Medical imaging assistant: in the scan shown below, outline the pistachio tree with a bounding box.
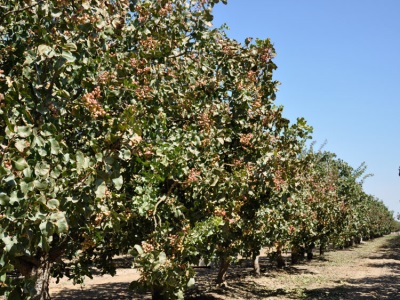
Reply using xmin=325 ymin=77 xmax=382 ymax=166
xmin=0 ymin=0 xmax=149 ymax=298
xmin=0 ymin=0 xmax=311 ymax=298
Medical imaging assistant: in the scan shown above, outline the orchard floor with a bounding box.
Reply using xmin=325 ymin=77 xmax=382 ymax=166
xmin=50 ymin=234 xmax=400 ymax=300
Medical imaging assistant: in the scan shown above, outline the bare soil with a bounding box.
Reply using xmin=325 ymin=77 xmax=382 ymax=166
xmin=49 ymin=234 xmax=400 ymax=299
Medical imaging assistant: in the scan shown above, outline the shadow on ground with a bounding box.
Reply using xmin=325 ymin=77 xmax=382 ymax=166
xmin=50 ymin=235 xmax=400 ymax=299
xmin=51 ymin=282 xmax=152 ymax=300
xmin=189 ymin=235 xmax=400 ymax=300
xmin=305 ymin=274 xmax=400 ymax=300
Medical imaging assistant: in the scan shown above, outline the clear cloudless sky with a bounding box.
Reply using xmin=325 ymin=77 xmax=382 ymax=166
xmin=213 ymin=0 xmax=400 ymax=215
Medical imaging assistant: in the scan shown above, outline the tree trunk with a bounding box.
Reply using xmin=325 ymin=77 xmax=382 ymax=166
xmin=252 ymin=251 xmax=261 ymax=276
xmin=31 ymin=259 xmax=52 ymax=300
xmin=306 ymin=243 xmax=314 ymax=260
xmin=216 ymin=256 xmax=231 ymax=286
xmin=152 ymin=285 xmax=166 ymax=300
xmin=276 ymin=246 xmax=285 ymax=268
xmin=291 ymin=245 xmax=305 ymax=265
xmin=14 ymin=255 xmax=52 ymax=300
xmin=319 ymin=243 xmax=325 ymax=256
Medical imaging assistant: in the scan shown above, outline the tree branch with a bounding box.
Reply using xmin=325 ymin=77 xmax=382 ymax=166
xmin=0 ymin=1 xmax=44 ymax=24
xmin=152 ymin=180 xmax=179 ymax=228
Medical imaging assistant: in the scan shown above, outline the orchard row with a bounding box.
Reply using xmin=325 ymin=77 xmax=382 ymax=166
xmin=0 ymin=1 xmax=395 ymax=299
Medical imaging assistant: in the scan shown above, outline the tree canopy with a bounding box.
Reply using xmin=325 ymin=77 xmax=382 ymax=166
xmin=0 ymin=1 xmax=396 ymax=299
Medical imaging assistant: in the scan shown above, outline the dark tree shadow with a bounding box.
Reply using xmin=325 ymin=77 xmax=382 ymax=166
xmin=304 ymin=235 xmax=400 ymax=300
xmin=51 ymin=282 xmax=151 ymax=300
xmin=367 ymin=234 xmax=400 ymax=273
xmin=370 ymin=234 xmax=400 ymax=261
xmin=51 ymin=235 xmax=400 ymax=299
xmin=305 ymin=275 xmax=400 ymax=299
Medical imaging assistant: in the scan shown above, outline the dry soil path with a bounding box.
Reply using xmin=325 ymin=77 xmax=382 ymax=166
xmin=48 ymin=233 xmax=400 ymax=299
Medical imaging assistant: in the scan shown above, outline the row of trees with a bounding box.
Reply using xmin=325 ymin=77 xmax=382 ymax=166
xmin=0 ymin=0 xmax=396 ymax=299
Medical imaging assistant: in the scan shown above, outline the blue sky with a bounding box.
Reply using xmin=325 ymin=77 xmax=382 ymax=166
xmin=213 ymin=0 xmax=400 ymax=215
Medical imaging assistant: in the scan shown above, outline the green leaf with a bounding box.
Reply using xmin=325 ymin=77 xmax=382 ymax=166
xmin=82 ymin=1 xmax=90 ymax=9
xmin=0 ymin=166 xmax=9 ymax=177
xmin=49 ymin=138 xmax=61 ymax=155
xmin=63 ymin=43 xmax=77 ymax=52
xmin=134 ymin=244 xmax=144 ymax=255
xmin=47 ymin=199 xmax=60 ymax=209
xmin=40 ymin=221 xmax=55 ymax=237
xmin=38 ymin=44 xmax=52 ymax=56
xmin=0 ymin=193 xmax=10 ymax=205
xmin=158 ymin=251 xmax=167 ymax=264
xmin=175 ymin=290 xmax=184 ymax=300
xmin=13 ymin=158 xmax=28 ymax=171
xmin=15 ymin=139 xmax=29 ymax=152
xmin=51 ymin=212 xmax=69 ymax=233
xmin=34 ymin=180 xmax=48 ymax=190
xmin=16 ymin=126 xmax=32 ymax=138
xmin=187 ymin=277 xmax=195 ymax=287
xmin=95 ymin=179 xmax=107 ymax=198
xmin=23 ymin=167 xmax=32 ymax=178
xmin=20 ymin=181 xmax=33 ymax=194
xmin=35 ymin=162 xmax=50 ymax=177
xmin=112 ymin=176 xmax=123 ymax=190
xmin=119 ymin=149 xmax=131 ymax=160
xmin=61 ymin=50 xmax=76 ymax=63
xmin=76 ymin=151 xmax=85 ymax=173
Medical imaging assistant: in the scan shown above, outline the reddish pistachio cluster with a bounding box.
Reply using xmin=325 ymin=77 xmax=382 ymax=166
xmin=252 ymin=99 xmax=262 ymax=109
xmin=201 ymin=137 xmax=210 ymax=147
xmin=74 ymin=12 xmax=99 ymax=25
xmin=182 ymin=224 xmax=190 ymax=234
xmin=169 ymin=234 xmax=184 ymax=253
xmin=47 ymin=102 xmax=59 ymax=117
xmin=128 ymin=134 xmax=143 ymax=147
xmin=240 ymin=133 xmax=253 ymax=146
xmin=135 ymin=4 xmax=150 ymax=23
xmin=214 ymin=207 xmax=226 ymax=217
xmin=273 ymin=169 xmax=285 ymax=191
xmin=236 ymin=81 xmax=245 ymax=91
xmin=233 ymin=159 xmax=243 ymax=167
xmin=63 ymin=30 xmax=72 ymax=38
xmin=97 ymin=71 xmax=117 ymax=85
xmin=187 ymin=169 xmax=201 ymax=185
xmin=81 ymin=234 xmax=96 ymax=252
xmin=140 ymin=144 xmax=154 ymax=158
xmin=159 ymin=2 xmax=173 ymax=16
xmin=141 ymin=241 xmax=155 ymax=253
xmin=260 ymin=47 xmax=273 ymax=63
xmin=168 ymin=234 xmax=178 ymax=246
xmin=82 ymin=86 xmax=106 ymax=118
xmin=247 ymin=70 xmax=258 ymax=82
xmin=288 ymin=225 xmax=296 ymax=235
xmin=198 ymin=111 xmax=214 ymax=133
xmin=94 ymin=211 xmax=110 ymax=226
xmin=4 ymin=160 xmax=12 ymax=170
xmin=140 ymin=36 xmax=158 ymax=50
xmin=134 ymin=85 xmax=153 ymax=100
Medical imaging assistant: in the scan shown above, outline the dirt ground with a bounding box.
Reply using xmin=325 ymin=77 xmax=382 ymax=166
xmin=49 ymin=233 xmax=400 ymax=299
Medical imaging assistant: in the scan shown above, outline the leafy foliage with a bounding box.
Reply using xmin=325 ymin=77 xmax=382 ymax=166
xmin=0 ymin=0 xmax=396 ymax=299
